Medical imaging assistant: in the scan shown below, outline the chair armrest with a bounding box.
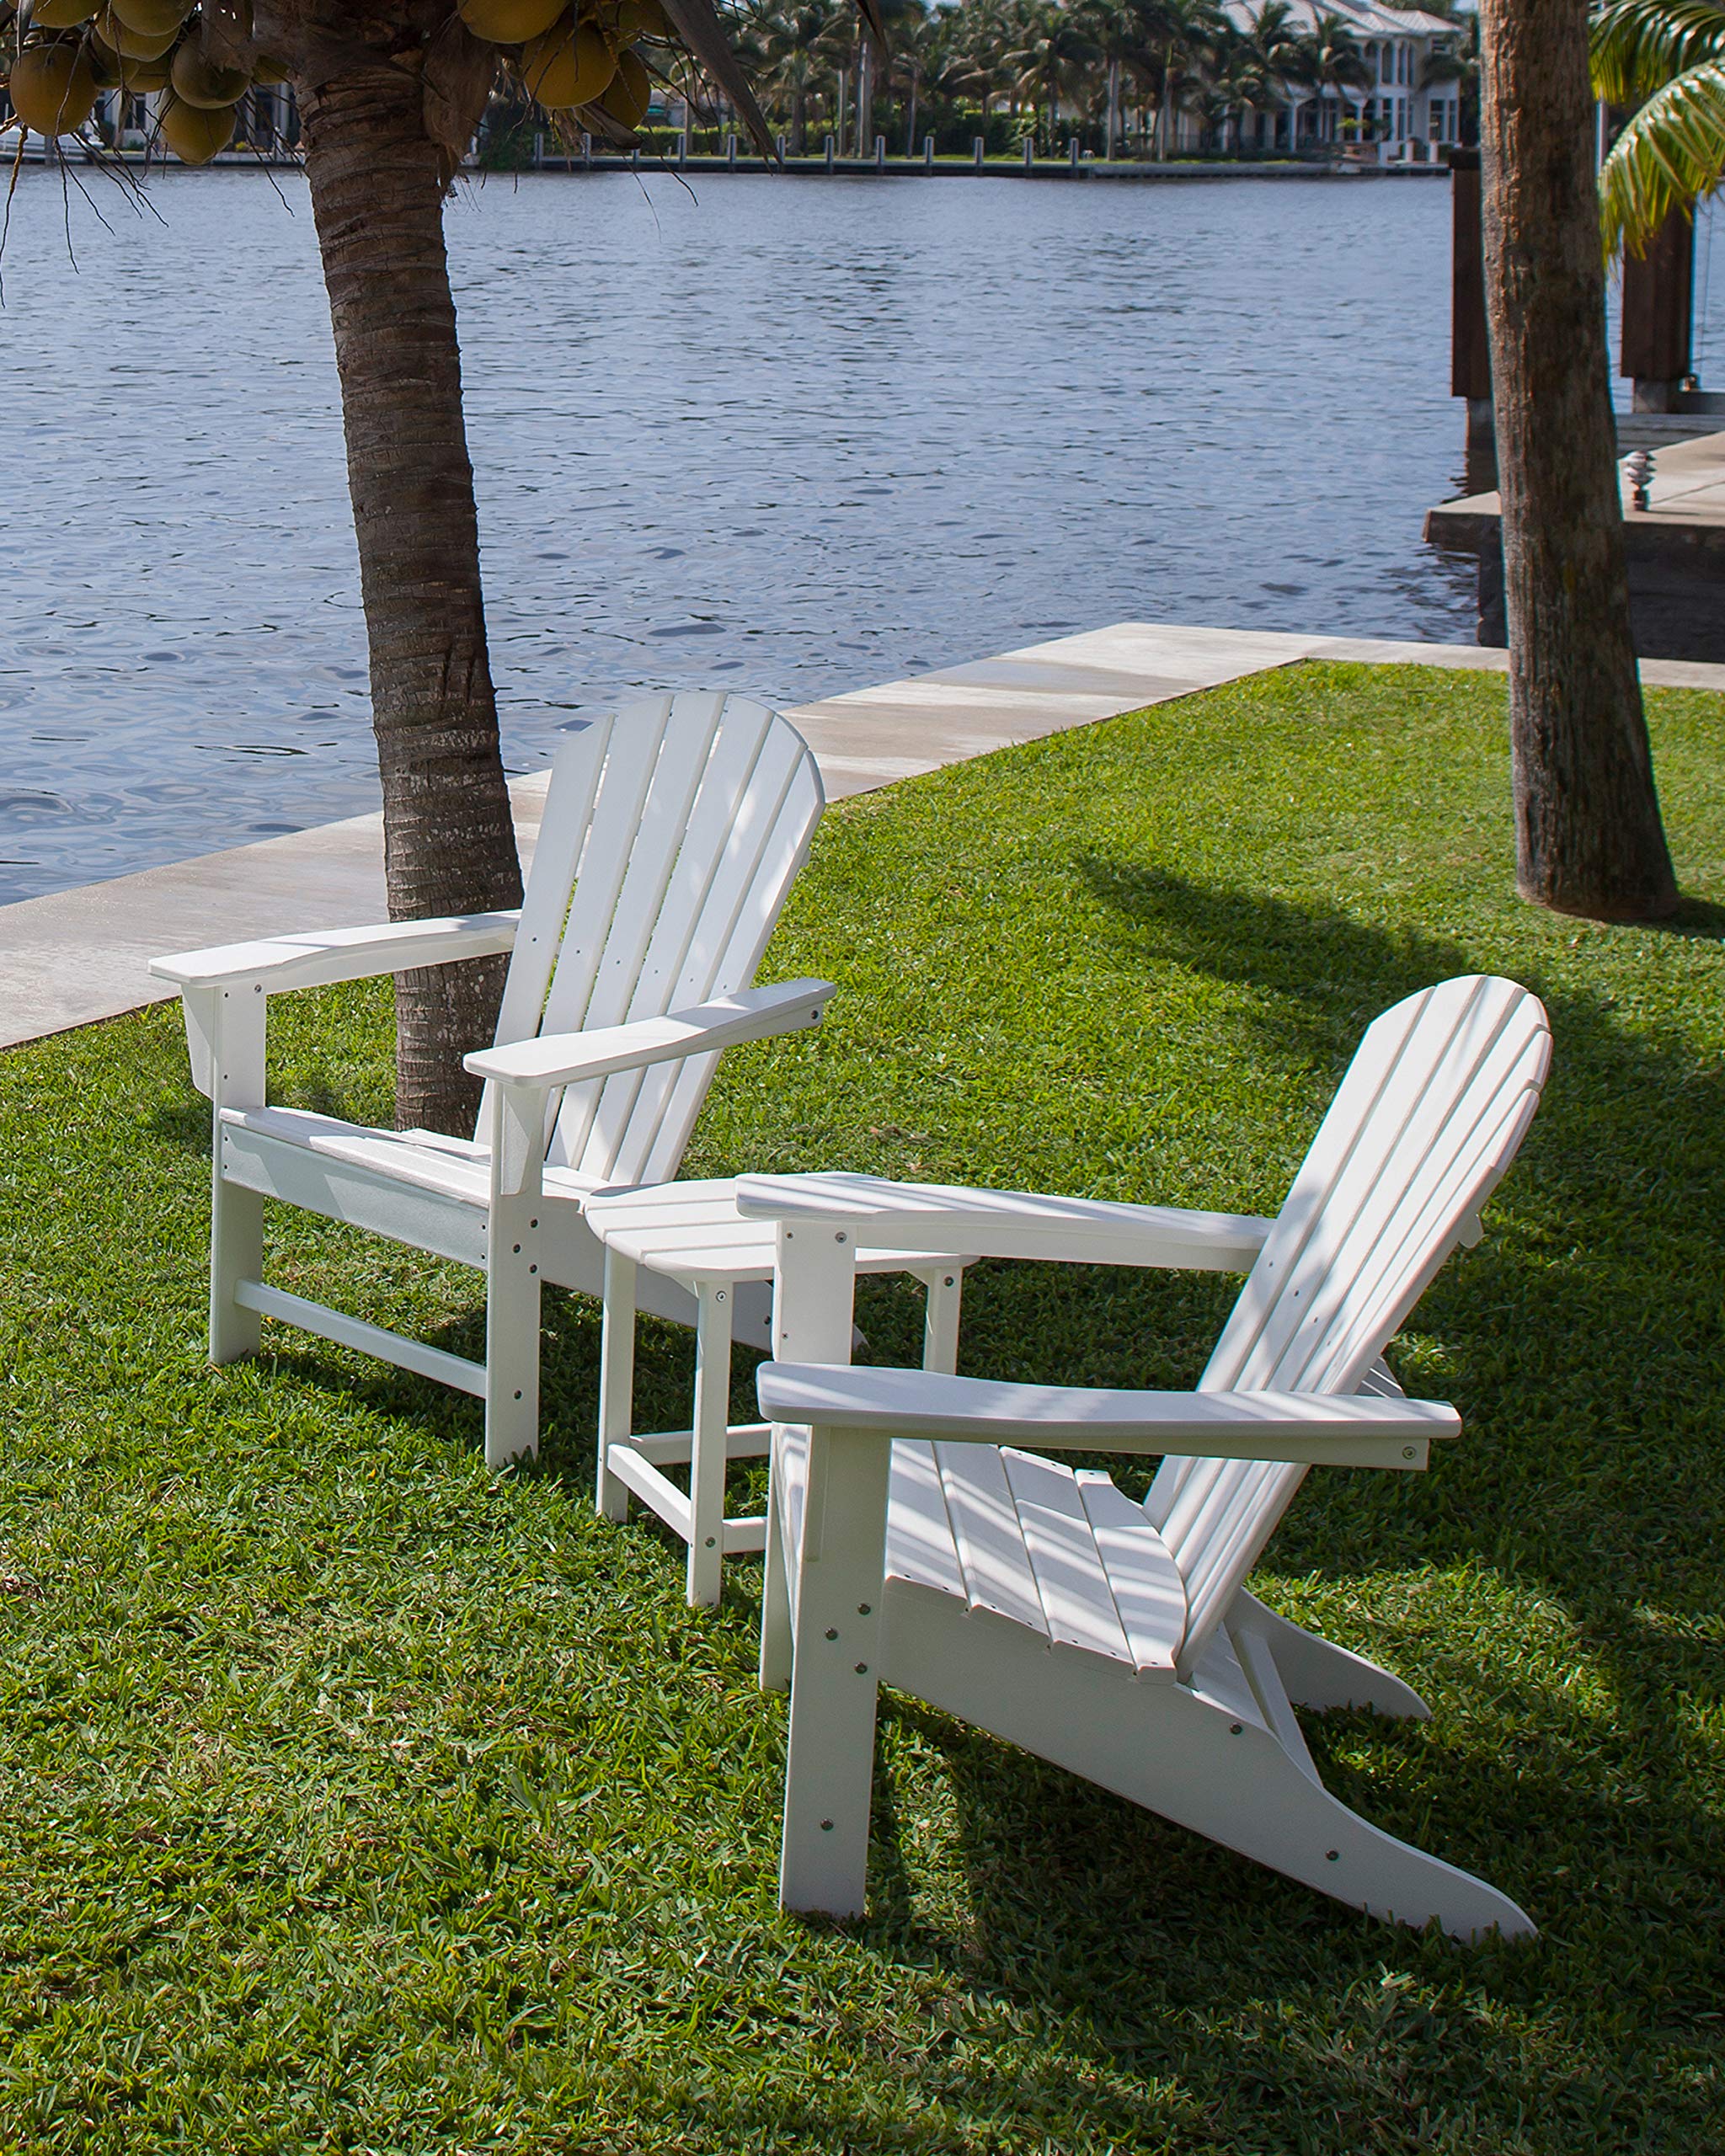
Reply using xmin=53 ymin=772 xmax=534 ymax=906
xmin=734 ymin=1171 xmax=1271 ymax=1273
xmin=150 ymin=911 xmax=521 ymax=995
xmin=755 ymin=1363 xmax=1458 ymax=1472
xmin=464 ymin=978 xmax=836 ymax=1091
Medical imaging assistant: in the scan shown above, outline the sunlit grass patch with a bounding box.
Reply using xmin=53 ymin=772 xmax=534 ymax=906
xmin=1 ymin=662 xmax=1720 ymax=2152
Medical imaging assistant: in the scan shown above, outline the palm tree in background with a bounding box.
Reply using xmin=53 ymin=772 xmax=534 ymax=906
xmin=1006 ymin=4 xmax=1102 ymax=148
xmin=1136 ymin=0 xmax=1224 ymax=157
xmin=743 ymin=0 xmax=845 ymax=150
xmin=1296 ymin=11 xmax=1372 ymax=144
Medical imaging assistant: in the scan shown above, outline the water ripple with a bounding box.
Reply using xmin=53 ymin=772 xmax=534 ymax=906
xmin=0 ymin=165 xmax=1524 ymax=904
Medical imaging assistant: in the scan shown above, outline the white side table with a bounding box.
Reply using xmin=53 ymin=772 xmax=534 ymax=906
xmin=585 ymin=1177 xmax=966 ymax=1606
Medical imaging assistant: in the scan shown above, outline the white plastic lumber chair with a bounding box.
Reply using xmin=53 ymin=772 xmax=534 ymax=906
xmin=740 ymin=976 xmax=1551 ymax=1939
xmin=149 ymin=693 xmax=830 ymax=1470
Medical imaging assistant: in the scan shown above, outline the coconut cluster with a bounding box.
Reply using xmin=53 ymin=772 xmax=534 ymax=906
xmin=1 ymin=0 xmax=670 ymax=164
xmin=1 ymin=1 xmax=283 ymax=163
xmin=457 ymin=0 xmax=668 ymax=133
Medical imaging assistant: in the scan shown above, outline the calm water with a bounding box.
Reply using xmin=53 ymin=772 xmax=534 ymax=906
xmin=0 ymin=165 xmax=1647 ymax=904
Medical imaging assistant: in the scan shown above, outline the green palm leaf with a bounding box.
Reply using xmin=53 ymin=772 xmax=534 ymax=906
xmin=1592 ymin=0 xmax=1725 ymax=103
xmin=1599 ymin=58 xmax=1725 ymax=253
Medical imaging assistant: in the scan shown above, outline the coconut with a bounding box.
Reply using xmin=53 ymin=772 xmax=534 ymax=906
xmin=5 ymin=39 xmax=99 ymax=134
xmin=106 ymin=0 xmax=189 ymax=33
xmin=116 ymin=45 xmax=174 ymax=88
xmin=522 ymin=17 xmax=615 ymax=108
xmin=597 ymin=44 xmax=650 ymax=127
xmin=614 ymin=0 xmax=669 ymax=40
xmin=170 ymin=43 xmax=248 ymax=108
xmin=156 ymin=88 xmax=237 ymax=163
xmin=457 ymin=0 xmax=565 ymax=42
xmin=85 ymin=33 xmax=123 ymax=85
xmin=95 ymin=6 xmax=179 ymax=57
xmin=31 ymin=1 xmax=99 ymax=28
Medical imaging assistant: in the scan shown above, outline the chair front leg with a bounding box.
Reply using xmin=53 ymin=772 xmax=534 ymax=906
xmin=767 ymin=1219 xmax=878 ymax=1915
xmin=780 ymin=1422 xmax=891 ymax=1919
xmin=195 ymin=986 xmax=266 ymax=1364
xmin=920 ymin=1264 xmax=964 ymax=1375
xmin=686 ymin=1281 xmax=734 ymax=1608
xmin=484 ymin=1086 xmax=546 ymax=1471
xmin=596 ymin=1246 xmax=637 ymax=1521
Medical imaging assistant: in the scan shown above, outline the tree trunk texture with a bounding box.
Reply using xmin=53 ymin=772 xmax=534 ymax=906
xmin=299 ymin=33 xmax=524 ymax=1131
xmin=1477 ymin=0 xmax=1677 ymax=919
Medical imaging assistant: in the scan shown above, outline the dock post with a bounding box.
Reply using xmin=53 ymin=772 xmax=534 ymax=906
xmin=1023 ymin=137 xmax=1033 ymax=171
xmin=1621 ymin=209 xmax=1696 ymax=412
xmin=776 ymin=133 xmax=786 ymax=162
xmin=581 ymin=131 xmax=592 ymax=168
xmin=923 ymin=134 xmax=934 ymax=167
xmin=825 ymin=134 xmax=835 ymax=171
xmin=533 ymin=129 xmax=543 ymax=169
xmin=874 ymin=133 xmax=885 ymax=170
xmin=1447 ymin=147 xmax=1494 ymax=486
xmin=678 ymin=130 xmax=688 ymax=167
xmin=973 ymin=136 xmax=984 ymax=168
xmin=1068 ymin=135 xmax=1080 ymax=172
xmin=726 ymin=132 xmax=737 ymax=167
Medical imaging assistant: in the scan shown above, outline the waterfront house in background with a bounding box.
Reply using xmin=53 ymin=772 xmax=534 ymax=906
xmin=1215 ymin=0 xmax=1466 ymax=162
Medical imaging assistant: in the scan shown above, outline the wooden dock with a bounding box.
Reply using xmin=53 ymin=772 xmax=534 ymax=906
xmin=1425 ymin=428 xmax=1725 ymax=662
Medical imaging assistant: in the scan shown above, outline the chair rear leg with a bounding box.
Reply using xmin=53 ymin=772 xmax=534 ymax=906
xmin=1196 ymin=1718 xmax=1535 ymax=1940
xmin=596 ymin=1247 xmax=637 ymax=1521
xmin=209 ymin=1171 xmax=264 ymax=1364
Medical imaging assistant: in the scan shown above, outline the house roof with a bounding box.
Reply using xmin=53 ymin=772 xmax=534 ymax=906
xmin=1218 ymin=0 xmax=1460 ymax=38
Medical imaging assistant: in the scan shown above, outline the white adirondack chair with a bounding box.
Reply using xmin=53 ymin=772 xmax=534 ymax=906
xmin=149 ymin=693 xmax=830 ymax=1470
xmin=740 ymin=975 xmax=1550 ymax=1938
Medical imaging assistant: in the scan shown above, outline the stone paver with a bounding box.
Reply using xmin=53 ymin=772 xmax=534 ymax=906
xmin=5 ymin=621 xmax=1722 ymax=1050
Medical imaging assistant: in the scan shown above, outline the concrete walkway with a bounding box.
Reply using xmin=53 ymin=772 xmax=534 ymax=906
xmin=4 ymin=620 xmax=1721 ymax=1051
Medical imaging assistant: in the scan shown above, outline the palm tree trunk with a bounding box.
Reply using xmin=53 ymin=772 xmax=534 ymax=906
xmin=301 ymin=45 xmax=524 ymax=1132
xmin=1106 ymin=57 xmax=1119 ymax=158
xmin=1477 ymin=0 xmax=1676 ymax=917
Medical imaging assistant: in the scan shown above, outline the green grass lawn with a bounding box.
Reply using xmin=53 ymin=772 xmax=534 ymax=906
xmin=2 ymin=661 xmax=1722 ymax=2153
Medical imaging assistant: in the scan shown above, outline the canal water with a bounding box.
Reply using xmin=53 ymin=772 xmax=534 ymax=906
xmin=0 ymin=165 xmax=1601 ymax=902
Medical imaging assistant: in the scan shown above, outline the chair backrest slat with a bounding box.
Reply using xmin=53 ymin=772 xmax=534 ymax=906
xmin=1143 ymin=976 xmax=1550 ymax=1677
xmin=595 ymin=729 xmax=822 ymax=1187
xmin=554 ymin=697 xmax=785 ymax=1174
xmin=472 ymin=692 xmax=823 ymax=1187
xmin=472 ymin=719 xmax=612 ymax=1145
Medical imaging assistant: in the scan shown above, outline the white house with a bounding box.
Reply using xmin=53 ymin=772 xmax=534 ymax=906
xmin=1215 ymin=0 xmax=1467 ymax=162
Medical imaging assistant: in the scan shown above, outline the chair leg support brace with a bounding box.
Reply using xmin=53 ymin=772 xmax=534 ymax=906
xmin=780 ymin=1422 xmax=891 ymax=1919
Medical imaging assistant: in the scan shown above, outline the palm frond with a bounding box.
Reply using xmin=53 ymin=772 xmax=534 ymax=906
xmin=1590 ymin=0 xmax=1725 ymax=104
xmin=1598 ymin=57 xmax=1725 ymax=253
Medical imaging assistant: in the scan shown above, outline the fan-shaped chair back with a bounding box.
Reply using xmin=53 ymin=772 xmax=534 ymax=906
xmin=1149 ymin=975 xmax=1551 ymax=1673
xmin=479 ymin=692 xmax=824 ymax=1190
